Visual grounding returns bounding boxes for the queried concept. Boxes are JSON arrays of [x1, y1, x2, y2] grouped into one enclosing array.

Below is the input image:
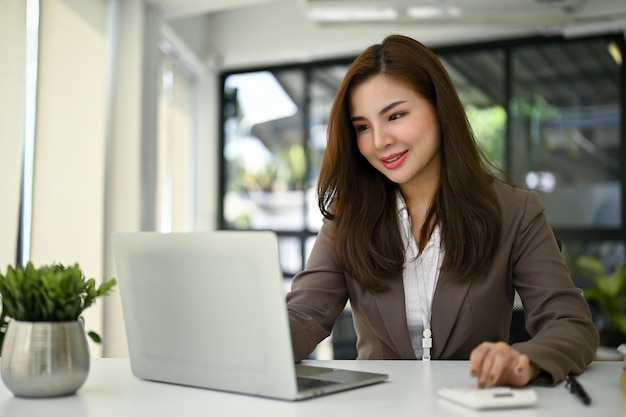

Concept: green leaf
[[0, 262, 116, 325], [582, 259, 626, 337], [87, 331, 102, 344], [576, 256, 606, 277], [594, 276, 621, 298]]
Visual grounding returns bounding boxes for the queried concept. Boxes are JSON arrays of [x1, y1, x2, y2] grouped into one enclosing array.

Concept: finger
[[478, 347, 500, 387], [479, 342, 517, 387], [484, 348, 512, 386], [469, 342, 492, 380]]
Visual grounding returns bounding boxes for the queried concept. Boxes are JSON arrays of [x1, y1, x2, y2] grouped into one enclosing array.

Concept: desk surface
[[0, 359, 623, 416]]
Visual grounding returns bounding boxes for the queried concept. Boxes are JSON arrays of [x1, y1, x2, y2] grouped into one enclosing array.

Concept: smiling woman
[[286, 34, 599, 389]]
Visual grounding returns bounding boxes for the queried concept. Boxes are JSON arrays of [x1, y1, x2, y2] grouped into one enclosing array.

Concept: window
[[509, 38, 622, 230], [220, 34, 625, 282], [439, 48, 507, 171]]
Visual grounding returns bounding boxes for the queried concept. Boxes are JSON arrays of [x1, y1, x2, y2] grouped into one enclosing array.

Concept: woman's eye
[[389, 113, 403, 121], [355, 124, 369, 132]]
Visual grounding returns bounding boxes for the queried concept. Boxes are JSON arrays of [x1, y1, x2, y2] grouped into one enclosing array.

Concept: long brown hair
[[318, 34, 502, 292]]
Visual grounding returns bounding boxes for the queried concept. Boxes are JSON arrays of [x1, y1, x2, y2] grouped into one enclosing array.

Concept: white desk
[[0, 359, 623, 416]]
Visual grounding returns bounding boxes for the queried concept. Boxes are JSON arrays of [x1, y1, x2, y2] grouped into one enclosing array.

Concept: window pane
[[223, 70, 306, 230], [307, 66, 347, 232], [562, 239, 626, 346], [562, 239, 625, 287], [509, 38, 622, 228], [278, 236, 302, 278], [440, 49, 506, 171]]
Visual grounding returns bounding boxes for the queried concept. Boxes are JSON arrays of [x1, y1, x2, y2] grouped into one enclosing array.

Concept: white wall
[[30, 0, 108, 356], [190, 62, 219, 233], [0, 0, 218, 358], [0, 1, 26, 268], [0, 0, 151, 358], [102, 0, 219, 356], [103, 0, 146, 357]]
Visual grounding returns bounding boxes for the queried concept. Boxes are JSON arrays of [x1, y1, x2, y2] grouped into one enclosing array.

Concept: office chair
[[509, 292, 531, 344]]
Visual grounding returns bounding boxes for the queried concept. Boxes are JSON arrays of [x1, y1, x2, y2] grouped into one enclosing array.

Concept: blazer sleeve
[[286, 220, 349, 362], [508, 190, 599, 384]]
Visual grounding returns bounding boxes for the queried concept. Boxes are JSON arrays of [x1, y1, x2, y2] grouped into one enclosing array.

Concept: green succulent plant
[[576, 256, 626, 337], [0, 262, 117, 350]]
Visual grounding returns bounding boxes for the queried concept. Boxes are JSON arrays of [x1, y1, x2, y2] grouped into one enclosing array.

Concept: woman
[[286, 34, 598, 387]]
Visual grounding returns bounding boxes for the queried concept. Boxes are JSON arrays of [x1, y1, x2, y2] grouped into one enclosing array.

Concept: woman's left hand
[[469, 341, 540, 387]]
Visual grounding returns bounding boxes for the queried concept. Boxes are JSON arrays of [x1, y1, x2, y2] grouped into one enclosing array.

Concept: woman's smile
[[381, 150, 408, 169]]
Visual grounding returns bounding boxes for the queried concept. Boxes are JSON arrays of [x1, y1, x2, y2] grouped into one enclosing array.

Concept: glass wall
[[220, 35, 625, 348], [221, 34, 625, 280], [439, 48, 507, 171], [509, 38, 622, 230]]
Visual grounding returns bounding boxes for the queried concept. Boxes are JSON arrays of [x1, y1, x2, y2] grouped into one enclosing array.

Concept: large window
[[509, 38, 622, 231], [439, 48, 507, 170], [220, 34, 626, 285]]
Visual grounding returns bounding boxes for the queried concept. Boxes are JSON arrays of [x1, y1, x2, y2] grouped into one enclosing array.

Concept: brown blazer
[[286, 181, 599, 384]]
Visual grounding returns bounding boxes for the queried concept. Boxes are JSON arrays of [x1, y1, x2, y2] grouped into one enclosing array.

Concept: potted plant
[[0, 261, 116, 397], [576, 256, 626, 347]]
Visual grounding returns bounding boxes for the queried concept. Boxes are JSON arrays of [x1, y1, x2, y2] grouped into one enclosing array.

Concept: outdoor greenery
[[0, 262, 117, 350], [576, 256, 626, 338], [466, 104, 506, 170]]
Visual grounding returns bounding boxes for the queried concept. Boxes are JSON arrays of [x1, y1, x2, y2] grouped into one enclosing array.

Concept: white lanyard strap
[[418, 227, 441, 361]]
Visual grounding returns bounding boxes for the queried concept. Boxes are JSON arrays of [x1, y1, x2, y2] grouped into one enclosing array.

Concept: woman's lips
[[381, 151, 408, 169]]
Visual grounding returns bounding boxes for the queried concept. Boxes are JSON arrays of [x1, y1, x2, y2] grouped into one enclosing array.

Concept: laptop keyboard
[[297, 377, 341, 391]]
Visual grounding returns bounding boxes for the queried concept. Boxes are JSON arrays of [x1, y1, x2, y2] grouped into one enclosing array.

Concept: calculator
[[437, 386, 538, 409]]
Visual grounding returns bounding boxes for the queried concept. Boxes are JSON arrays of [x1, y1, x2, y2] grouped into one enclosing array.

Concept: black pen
[[565, 375, 591, 405]]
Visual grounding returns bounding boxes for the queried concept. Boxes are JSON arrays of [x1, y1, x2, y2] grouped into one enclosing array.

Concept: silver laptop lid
[[112, 231, 299, 399]]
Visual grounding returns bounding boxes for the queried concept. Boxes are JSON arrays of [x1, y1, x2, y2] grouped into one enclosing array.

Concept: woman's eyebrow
[[379, 100, 406, 115], [350, 100, 407, 122]]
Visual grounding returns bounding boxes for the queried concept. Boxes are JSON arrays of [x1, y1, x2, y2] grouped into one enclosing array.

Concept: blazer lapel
[[374, 276, 416, 359], [431, 269, 471, 358]]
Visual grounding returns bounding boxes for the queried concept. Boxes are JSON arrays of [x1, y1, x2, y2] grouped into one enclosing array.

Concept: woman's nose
[[373, 126, 393, 149]]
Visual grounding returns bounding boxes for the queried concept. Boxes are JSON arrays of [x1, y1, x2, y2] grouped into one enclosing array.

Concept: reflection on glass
[[440, 50, 506, 171], [307, 66, 347, 231], [223, 70, 306, 230], [561, 239, 626, 345], [562, 240, 626, 288], [509, 38, 622, 228]]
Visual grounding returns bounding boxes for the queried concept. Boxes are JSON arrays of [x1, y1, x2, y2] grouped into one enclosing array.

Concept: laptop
[[112, 231, 388, 401]]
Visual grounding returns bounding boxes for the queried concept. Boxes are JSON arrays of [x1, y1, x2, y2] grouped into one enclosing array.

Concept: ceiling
[[152, 0, 626, 28], [150, 0, 626, 69]]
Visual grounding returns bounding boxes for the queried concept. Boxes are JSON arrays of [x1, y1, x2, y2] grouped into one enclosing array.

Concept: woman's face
[[349, 74, 441, 188]]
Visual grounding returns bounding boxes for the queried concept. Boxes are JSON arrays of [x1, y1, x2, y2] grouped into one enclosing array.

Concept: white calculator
[[437, 386, 538, 410]]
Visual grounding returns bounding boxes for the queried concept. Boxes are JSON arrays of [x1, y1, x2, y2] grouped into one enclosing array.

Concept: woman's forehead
[[349, 75, 419, 113]]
